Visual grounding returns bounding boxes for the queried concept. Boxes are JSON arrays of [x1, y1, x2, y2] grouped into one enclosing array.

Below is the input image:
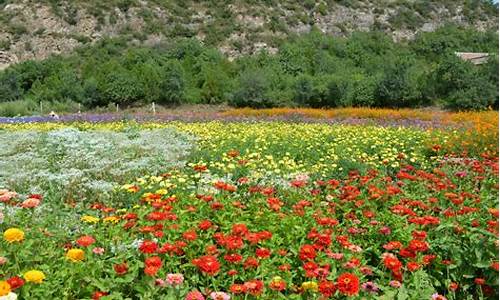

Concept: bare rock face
[[0, 51, 18, 70], [0, 0, 497, 66]]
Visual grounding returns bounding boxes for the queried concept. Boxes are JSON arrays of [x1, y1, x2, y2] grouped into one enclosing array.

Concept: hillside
[[0, 0, 498, 66]]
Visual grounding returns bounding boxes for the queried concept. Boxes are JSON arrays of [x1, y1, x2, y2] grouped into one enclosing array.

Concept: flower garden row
[[0, 118, 498, 299]]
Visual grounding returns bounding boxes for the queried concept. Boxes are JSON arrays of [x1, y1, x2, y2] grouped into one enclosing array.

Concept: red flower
[[192, 255, 220, 276], [139, 240, 158, 254], [408, 239, 429, 252], [383, 254, 403, 272], [183, 230, 198, 241], [144, 266, 160, 276], [145, 256, 162, 268], [6, 276, 24, 290], [490, 261, 499, 271], [224, 236, 244, 250], [198, 220, 213, 230], [255, 248, 271, 259], [232, 224, 249, 236], [474, 278, 486, 285], [76, 235, 96, 247], [224, 253, 243, 264], [406, 261, 420, 272], [244, 279, 264, 296], [230, 284, 247, 294], [336, 273, 359, 296], [299, 244, 317, 261], [114, 262, 128, 275], [92, 291, 109, 300], [269, 278, 286, 291], [318, 280, 336, 298], [243, 257, 259, 269], [449, 282, 459, 291]]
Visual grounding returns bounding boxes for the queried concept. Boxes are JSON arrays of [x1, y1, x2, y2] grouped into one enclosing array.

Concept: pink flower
[[379, 226, 391, 235], [0, 257, 7, 265], [21, 198, 41, 208], [209, 292, 230, 300], [329, 252, 344, 260], [92, 247, 105, 255], [389, 281, 402, 288], [185, 291, 205, 300], [166, 273, 184, 286], [155, 279, 167, 287]]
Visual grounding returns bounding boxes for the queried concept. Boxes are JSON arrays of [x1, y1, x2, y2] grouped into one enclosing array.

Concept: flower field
[[0, 111, 498, 300]]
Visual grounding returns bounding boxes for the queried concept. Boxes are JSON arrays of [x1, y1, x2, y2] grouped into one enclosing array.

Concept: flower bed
[[0, 119, 498, 299]]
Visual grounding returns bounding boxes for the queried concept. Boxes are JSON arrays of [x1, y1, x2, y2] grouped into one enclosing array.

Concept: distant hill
[[0, 0, 498, 64]]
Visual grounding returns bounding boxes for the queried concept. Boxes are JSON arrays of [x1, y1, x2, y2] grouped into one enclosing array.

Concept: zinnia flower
[[76, 235, 96, 247], [0, 282, 10, 297], [114, 262, 128, 275], [336, 273, 359, 296], [3, 228, 24, 243], [81, 216, 99, 223], [23, 270, 45, 284], [66, 249, 85, 262], [139, 240, 158, 254], [209, 292, 230, 300], [166, 273, 184, 286], [361, 281, 379, 293], [5, 277, 23, 290], [0, 292, 17, 300], [21, 198, 40, 208], [92, 247, 105, 255], [301, 281, 318, 292], [185, 290, 205, 300]]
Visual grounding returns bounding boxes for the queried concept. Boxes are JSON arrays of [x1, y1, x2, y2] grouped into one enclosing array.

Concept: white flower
[[0, 292, 18, 300]]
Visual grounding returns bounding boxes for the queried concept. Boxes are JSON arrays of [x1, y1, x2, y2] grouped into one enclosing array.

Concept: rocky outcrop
[[0, 0, 497, 67]]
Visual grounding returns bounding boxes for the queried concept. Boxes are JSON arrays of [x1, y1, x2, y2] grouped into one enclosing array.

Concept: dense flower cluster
[[0, 117, 498, 299]]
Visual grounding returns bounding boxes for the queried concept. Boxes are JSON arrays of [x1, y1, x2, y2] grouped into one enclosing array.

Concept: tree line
[[0, 25, 498, 115]]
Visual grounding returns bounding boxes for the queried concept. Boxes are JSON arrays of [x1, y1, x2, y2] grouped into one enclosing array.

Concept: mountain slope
[[0, 0, 497, 66]]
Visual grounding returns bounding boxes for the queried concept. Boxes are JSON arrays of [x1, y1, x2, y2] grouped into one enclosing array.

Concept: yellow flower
[[3, 228, 24, 243], [81, 216, 99, 223], [0, 281, 10, 296], [66, 249, 85, 262], [301, 281, 318, 292], [24, 270, 45, 283], [103, 216, 119, 223]]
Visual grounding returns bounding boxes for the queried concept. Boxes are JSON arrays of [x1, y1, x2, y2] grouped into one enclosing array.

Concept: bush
[[29, 69, 84, 104], [230, 69, 271, 108], [0, 99, 36, 117], [0, 70, 22, 102], [435, 54, 497, 110], [158, 60, 186, 105], [345, 74, 378, 107], [376, 57, 424, 107]]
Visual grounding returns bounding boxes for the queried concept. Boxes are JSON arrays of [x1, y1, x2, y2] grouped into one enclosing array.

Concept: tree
[[230, 69, 270, 108], [158, 60, 186, 105]]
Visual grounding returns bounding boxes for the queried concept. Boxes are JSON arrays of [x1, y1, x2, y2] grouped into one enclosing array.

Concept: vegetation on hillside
[[0, 25, 498, 116]]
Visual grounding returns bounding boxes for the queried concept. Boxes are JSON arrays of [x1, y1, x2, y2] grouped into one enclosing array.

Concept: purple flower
[[362, 281, 379, 293]]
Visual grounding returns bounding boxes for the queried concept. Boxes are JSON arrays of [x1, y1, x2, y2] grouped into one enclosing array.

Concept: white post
[[40, 101, 43, 114], [78, 103, 81, 114], [152, 102, 156, 115], [116, 103, 119, 112]]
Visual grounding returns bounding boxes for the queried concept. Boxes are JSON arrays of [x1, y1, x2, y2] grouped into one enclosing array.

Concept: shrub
[[158, 60, 186, 105], [230, 69, 271, 108]]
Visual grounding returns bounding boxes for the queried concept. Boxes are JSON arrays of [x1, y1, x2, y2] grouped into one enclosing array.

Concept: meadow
[[0, 108, 498, 300]]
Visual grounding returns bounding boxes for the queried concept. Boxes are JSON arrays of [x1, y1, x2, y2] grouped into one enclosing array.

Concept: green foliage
[[433, 54, 497, 110], [230, 69, 271, 108], [0, 24, 498, 115]]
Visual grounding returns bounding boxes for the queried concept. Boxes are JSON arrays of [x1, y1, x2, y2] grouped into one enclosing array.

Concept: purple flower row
[[0, 112, 466, 129]]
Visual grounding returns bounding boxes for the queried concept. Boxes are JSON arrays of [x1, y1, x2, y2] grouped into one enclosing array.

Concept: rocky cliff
[[0, 0, 497, 65]]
